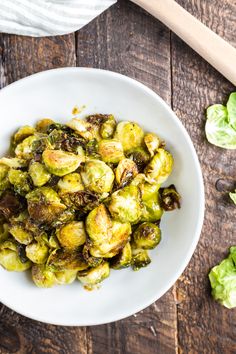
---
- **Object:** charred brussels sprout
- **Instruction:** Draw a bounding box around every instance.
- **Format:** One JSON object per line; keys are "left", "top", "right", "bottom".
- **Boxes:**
{"left": 29, "top": 162, "right": 51, "bottom": 187}
{"left": 32, "top": 264, "right": 57, "bottom": 288}
{"left": 159, "top": 185, "right": 181, "bottom": 211}
{"left": 56, "top": 221, "right": 86, "bottom": 250}
{"left": 100, "top": 115, "right": 116, "bottom": 139}
{"left": 81, "top": 159, "right": 114, "bottom": 194}
{"left": 127, "top": 147, "right": 151, "bottom": 172}
{"left": 82, "top": 244, "right": 103, "bottom": 267}
{"left": 145, "top": 149, "right": 173, "bottom": 184}
{"left": 42, "top": 150, "right": 84, "bottom": 177}
{"left": 35, "top": 119, "right": 55, "bottom": 133}
{"left": 9, "top": 224, "right": 33, "bottom": 245}
{"left": 111, "top": 242, "right": 132, "bottom": 269}
{"left": 66, "top": 117, "right": 95, "bottom": 141}
{"left": 8, "top": 169, "right": 32, "bottom": 196}
{"left": 59, "top": 190, "right": 99, "bottom": 212}
{"left": 0, "top": 164, "right": 10, "bottom": 193}
{"left": 108, "top": 185, "right": 141, "bottom": 224}
{"left": 13, "top": 125, "right": 35, "bottom": 145}
{"left": 26, "top": 241, "right": 49, "bottom": 264}
{"left": 77, "top": 262, "right": 110, "bottom": 290}
{"left": 115, "top": 159, "right": 138, "bottom": 188}
{"left": 131, "top": 249, "right": 151, "bottom": 271}
{"left": 0, "top": 240, "right": 31, "bottom": 271}
{"left": 144, "top": 133, "right": 161, "bottom": 157}
{"left": 58, "top": 173, "right": 84, "bottom": 193}
{"left": 55, "top": 269, "right": 78, "bottom": 285}
{"left": 86, "top": 204, "right": 112, "bottom": 246}
{"left": 26, "top": 187, "right": 66, "bottom": 224}
{"left": 15, "top": 135, "right": 38, "bottom": 160}
{"left": 114, "top": 121, "right": 144, "bottom": 152}
{"left": 98, "top": 139, "right": 124, "bottom": 164}
{"left": 140, "top": 182, "right": 163, "bottom": 222}
{"left": 47, "top": 248, "right": 88, "bottom": 272}
{"left": 133, "top": 222, "right": 161, "bottom": 249}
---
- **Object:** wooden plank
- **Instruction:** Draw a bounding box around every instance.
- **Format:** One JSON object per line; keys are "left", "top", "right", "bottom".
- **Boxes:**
{"left": 172, "top": 1, "right": 236, "bottom": 353}
{"left": 76, "top": 1, "right": 177, "bottom": 354}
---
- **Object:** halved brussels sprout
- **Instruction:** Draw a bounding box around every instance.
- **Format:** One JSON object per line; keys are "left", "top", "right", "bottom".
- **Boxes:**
{"left": 77, "top": 262, "right": 110, "bottom": 290}
{"left": 130, "top": 173, "right": 146, "bottom": 187}
{"left": 114, "top": 121, "right": 144, "bottom": 151}
{"left": 15, "top": 135, "right": 38, "bottom": 160}
{"left": 8, "top": 169, "right": 32, "bottom": 196}
{"left": 42, "top": 150, "right": 85, "bottom": 177}
{"left": 26, "top": 187, "right": 67, "bottom": 224}
{"left": 111, "top": 242, "right": 132, "bottom": 269}
{"left": 29, "top": 162, "right": 51, "bottom": 187}
{"left": 51, "top": 209, "right": 75, "bottom": 228}
{"left": 47, "top": 248, "right": 88, "bottom": 272}
{"left": 140, "top": 182, "right": 163, "bottom": 222}
{"left": 86, "top": 204, "right": 112, "bottom": 246}
{"left": 66, "top": 117, "right": 95, "bottom": 140}
{"left": 127, "top": 147, "right": 151, "bottom": 172}
{"left": 144, "top": 149, "right": 173, "bottom": 184}
{"left": 55, "top": 269, "right": 78, "bottom": 285}
{"left": 58, "top": 173, "right": 84, "bottom": 193}
{"left": 32, "top": 264, "right": 57, "bottom": 288}
{"left": 159, "top": 185, "right": 181, "bottom": 211}
{"left": 82, "top": 244, "right": 102, "bottom": 267}
{"left": 98, "top": 139, "right": 124, "bottom": 164}
{"left": 56, "top": 221, "right": 86, "bottom": 250}
{"left": 0, "top": 224, "right": 9, "bottom": 243}
{"left": 131, "top": 248, "right": 151, "bottom": 271}
{"left": 0, "top": 240, "right": 31, "bottom": 271}
{"left": 0, "top": 157, "right": 27, "bottom": 169}
{"left": 144, "top": 133, "right": 161, "bottom": 157}
{"left": 9, "top": 224, "right": 33, "bottom": 245}
{"left": 26, "top": 241, "right": 49, "bottom": 264}
{"left": 35, "top": 119, "right": 55, "bottom": 133}
{"left": 133, "top": 222, "right": 161, "bottom": 249}
{"left": 108, "top": 185, "right": 141, "bottom": 224}
{"left": 100, "top": 115, "right": 116, "bottom": 139}
{"left": 115, "top": 158, "right": 138, "bottom": 188}
{"left": 13, "top": 126, "right": 35, "bottom": 144}
{"left": 81, "top": 159, "right": 114, "bottom": 194}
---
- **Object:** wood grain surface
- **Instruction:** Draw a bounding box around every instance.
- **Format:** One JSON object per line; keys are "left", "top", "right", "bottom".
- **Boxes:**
{"left": 0, "top": 0, "right": 235, "bottom": 353}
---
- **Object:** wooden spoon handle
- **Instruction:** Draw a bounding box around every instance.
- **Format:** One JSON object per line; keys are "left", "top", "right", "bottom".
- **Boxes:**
{"left": 131, "top": 0, "right": 236, "bottom": 86}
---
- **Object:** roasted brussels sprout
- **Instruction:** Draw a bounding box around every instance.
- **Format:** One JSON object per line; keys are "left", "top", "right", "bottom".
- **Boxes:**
{"left": 82, "top": 244, "right": 102, "bottom": 267}
{"left": 55, "top": 269, "right": 78, "bottom": 285}
{"left": 0, "top": 164, "right": 10, "bottom": 192}
{"left": 86, "top": 204, "right": 112, "bottom": 245}
{"left": 77, "top": 262, "right": 110, "bottom": 290}
{"left": 144, "top": 149, "right": 173, "bottom": 184}
{"left": 48, "top": 128, "right": 86, "bottom": 154}
{"left": 47, "top": 248, "right": 88, "bottom": 272}
{"left": 42, "top": 150, "right": 84, "bottom": 177}
{"left": 159, "top": 185, "right": 181, "bottom": 211}
{"left": 0, "top": 224, "right": 9, "bottom": 243}
{"left": 28, "top": 162, "right": 51, "bottom": 187}
{"left": 98, "top": 139, "right": 124, "bottom": 164}
{"left": 8, "top": 169, "right": 32, "bottom": 196}
{"left": 32, "top": 264, "right": 57, "bottom": 288}
{"left": 13, "top": 126, "right": 35, "bottom": 145}
{"left": 131, "top": 248, "right": 151, "bottom": 271}
{"left": 140, "top": 182, "right": 163, "bottom": 222}
{"left": 26, "top": 241, "right": 49, "bottom": 264}
{"left": 130, "top": 173, "right": 146, "bottom": 186}
{"left": 100, "top": 115, "right": 116, "bottom": 139}
{"left": 144, "top": 133, "right": 161, "bottom": 157}
{"left": 114, "top": 121, "right": 144, "bottom": 151}
{"left": 9, "top": 224, "right": 33, "bottom": 245}
{"left": 15, "top": 135, "right": 38, "bottom": 160}
{"left": 111, "top": 242, "right": 132, "bottom": 269}
{"left": 26, "top": 187, "right": 66, "bottom": 224}
{"left": 127, "top": 147, "right": 151, "bottom": 172}
{"left": 59, "top": 190, "right": 99, "bottom": 212}
{"left": 115, "top": 158, "right": 138, "bottom": 188}
{"left": 0, "top": 240, "right": 31, "bottom": 271}
{"left": 35, "top": 119, "right": 55, "bottom": 133}
{"left": 66, "top": 117, "right": 95, "bottom": 140}
{"left": 108, "top": 185, "right": 141, "bottom": 224}
{"left": 81, "top": 159, "right": 114, "bottom": 194}
{"left": 0, "top": 192, "right": 24, "bottom": 219}
{"left": 0, "top": 157, "right": 27, "bottom": 169}
{"left": 58, "top": 173, "right": 84, "bottom": 193}
{"left": 56, "top": 221, "right": 86, "bottom": 250}
{"left": 132, "top": 222, "right": 161, "bottom": 249}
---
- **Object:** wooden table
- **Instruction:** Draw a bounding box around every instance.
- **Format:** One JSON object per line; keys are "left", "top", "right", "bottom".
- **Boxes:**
{"left": 0, "top": 0, "right": 235, "bottom": 353}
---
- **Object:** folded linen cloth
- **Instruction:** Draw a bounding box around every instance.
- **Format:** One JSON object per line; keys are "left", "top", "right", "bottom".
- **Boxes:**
{"left": 0, "top": 0, "right": 117, "bottom": 37}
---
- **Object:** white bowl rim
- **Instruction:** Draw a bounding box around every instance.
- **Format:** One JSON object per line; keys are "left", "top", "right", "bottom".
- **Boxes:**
{"left": 0, "top": 67, "right": 205, "bottom": 326}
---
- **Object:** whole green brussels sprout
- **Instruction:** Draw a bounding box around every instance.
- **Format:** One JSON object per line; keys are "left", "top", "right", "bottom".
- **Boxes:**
{"left": 56, "top": 221, "right": 86, "bottom": 250}
{"left": 140, "top": 182, "right": 163, "bottom": 222}
{"left": 55, "top": 269, "right": 78, "bottom": 285}
{"left": 0, "top": 240, "right": 31, "bottom": 271}
{"left": 144, "top": 148, "right": 173, "bottom": 184}
{"left": 131, "top": 248, "right": 151, "bottom": 271}
{"left": 132, "top": 222, "right": 161, "bottom": 249}
{"left": 8, "top": 169, "right": 32, "bottom": 196}
{"left": 77, "top": 262, "right": 110, "bottom": 290}
{"left": 29, "top": 162, "right": 51, "bottom": 187}
{"left": 32, "top": 264, "right": 57, "bottom": 288}
{"left": 86, "top": 204, "right": 112, "bottom": 246}
{"left": 114, "top": 121, "right": 144, "bottom": 152}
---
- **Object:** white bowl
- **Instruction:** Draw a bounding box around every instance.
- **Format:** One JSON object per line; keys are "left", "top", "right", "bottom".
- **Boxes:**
{"left": 0, "top": 68, "right": 204, "bottom": 326}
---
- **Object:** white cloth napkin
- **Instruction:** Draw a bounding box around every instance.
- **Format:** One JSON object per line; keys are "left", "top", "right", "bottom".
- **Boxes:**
{"left": 0, "top": 0, "right": 117, "bottom": 37}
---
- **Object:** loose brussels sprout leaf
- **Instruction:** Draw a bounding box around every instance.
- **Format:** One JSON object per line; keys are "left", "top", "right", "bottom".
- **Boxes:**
{"left": 55, "top": 269, "right": 78, "bottom": 285}
{"left": 131, "top": 248, "right": 151, "bottom": 271}
{"left": 144, "top": 133, "right": 161, "bottom": 157}
{"left": 108, "top": 185, "right": 142, "bottom": 224}
{"left": 98, "top": 139, "right": 124, "bottom": 164}
{"left": 81, "top": 159, "right": 114, "bottom": 194}
{"left": 47, "top": 248, "right": 88, "bottom": 272}
{"left": 227, "top": 92, "right": 236, "bottom": 130}
{"left": 8, "top": 169, "right": 32, "bottom": 196}
{"left": 15, "top": 135, "right": 38, "bottom": 160}
{"left": 42, "top": 150, "right": 85, "bottom": 177}
{"left": 48, "top": 128, "right": 86, "bottom": 154}
{"left": 140, "top": 182, "right": 163, "bottom": 222}
{"left": 82, "top": 244, "right": 102, "bottom": 267}
{"left": 0, "top": 224, "right": 9, "bottom": 243}
{"left": 0, "top": 240, "right": 31, "bottom": 271}
{"left": 114, "top": 121, "right": 144, "bottom": 152}
{"left": 205, "top": 104, "right": 236, "bottom": 149}
{"left": 32, "top": 264, "right": 57, "bottom": 288}
{"left": 26, "top": 187, "right": 67, "bottom": 224}
{"left": 86, "top": 204, "right": 112, "bottom": 246}
{"left": 13, "top": 125, "right": 35, "bottom": 145}
{"left": 77, "top": 262, "right": 110, "bottom": 290}
{"left": 9, "top": 225, "right": 33, "bottom": 245}
{"left": 29, "top": 162, "right": 51, "bottom": 187}
{"left": 0, "top": 157, "right": 27, "bottom": 169}
{"left": 133, "top": 222, "right": 161, "bottom": 250}
{"left": 209, "top": 247, "right": 236, "bottom": 309}
{"left": 111, "top": 242, "right": 132, "bottom": 269}
{"left": 127, "top": 147, "right": 151, "bottom": 172}
{"left": 85, "top": 139, "right": 99, "bottom": 158}
{"left": 229, "top": 190, "right": 236, "bottom": 204}
{"left": 60, "top": 190, "right": 99, "bottom": 212}
{"left": 35, "top": 118, "right": 55, "bottom": 133}
{"left": 0, "top": 192, "right": 24, "bottom": 220}
{"left": 26, "top": 241, "right": 49, "bottom": 264}
{"left": 159, "top": 184, "right": 181, "bottom": 211}
{"left": 56, "top": 221, "right": 86, "bottom": 250}
{"left": 66, "top": 117, "right": 95, "bottom": 140}
{"left": 115, "top": 158, "right": 138, "bottom": 188}
{"left": 58, "top": 173, "right": 84, "bottom": 193}
{"left": 145, "top": 149, "right": 173, "bottom": 184}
